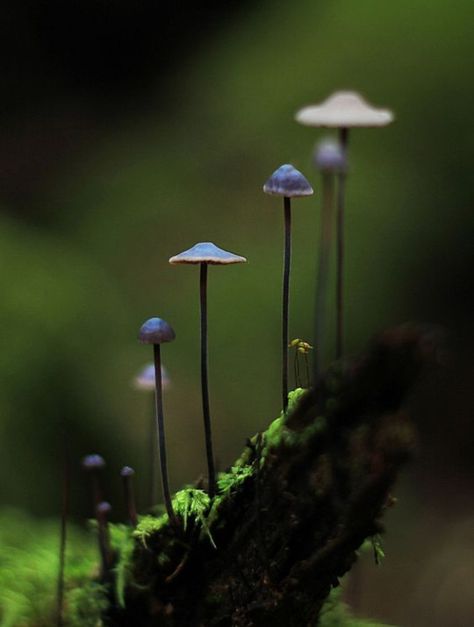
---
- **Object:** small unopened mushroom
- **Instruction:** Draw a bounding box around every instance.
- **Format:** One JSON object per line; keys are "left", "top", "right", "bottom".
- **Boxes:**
{"left": 312, "top": 139, "right": 347, "bottom": 376}
{"left": 263, "top": 164, "right": 313, "bottom": 411}
{"left": 169, "top": 242, "right": 246, "bottom": 497}
{"left": 132, "top": 363, "right": 170, "bottom": 506}
{"left": 96, "top": 501, "right": 113, "bottom": 579}
{"left": 296, "top": 91, "right": 394, "bottom": 360}
{"left": 82, "top": 453, "right": 106, "bottom": 511}
{"left": 138, "top": 317, "right": 177, "bottom": 525}
{"left": 120, "top": 466, "right": 138, "bottom": 527}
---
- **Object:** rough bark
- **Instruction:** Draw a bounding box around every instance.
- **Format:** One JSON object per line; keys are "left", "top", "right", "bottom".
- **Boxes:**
{"left": 108, "top": 324, "right": 440, "bottom": 627}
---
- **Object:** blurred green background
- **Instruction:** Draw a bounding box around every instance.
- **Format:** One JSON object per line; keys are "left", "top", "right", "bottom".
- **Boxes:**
{"left": 1, "top": 1, "right": 473, "bottom": 624}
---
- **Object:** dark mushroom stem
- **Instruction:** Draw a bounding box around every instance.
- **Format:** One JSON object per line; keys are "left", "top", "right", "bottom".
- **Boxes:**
{"left": 200, "top": 262, "right": 216, "bottom": 498}
{"left": 121, "top": 468, "right": 138, "bottom": 527}
{"left": 336, "top": 127, "right": 349, "bottom": 360}
{"left": 282, "top": 196, "right": 292, "bottom": 411}
{"left": 56, "top": 427, "right": 70, "bottom": 627}
{"left": 96, "top": 502, "right": 114, "bottom": 580}
{"left": 314, "top": 172, "right": 335, "bottom": 377}
{"left": 152, "top": 344, "right": 177, "bottom": 524}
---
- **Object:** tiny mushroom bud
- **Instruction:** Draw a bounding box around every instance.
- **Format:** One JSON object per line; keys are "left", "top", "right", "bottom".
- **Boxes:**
{"left": 169, "top": 242, "right": 247, "bottom": 497}
{"left": 82, "top": 454, "right": 106, "bottom": 470}
{"left": 263, "top": 165, "right": 313, "bottom": 411}
{"left": 82, "top": 454, "right": 106, "bottom": 510}
{"left": 138, "top": 317, "right": 177, "bottom": 526}
{"left": 121, "top": 466, "right": 138, "bottom": 527}
{"left": 296, "top": 91, "right": 394, "bottom": 363}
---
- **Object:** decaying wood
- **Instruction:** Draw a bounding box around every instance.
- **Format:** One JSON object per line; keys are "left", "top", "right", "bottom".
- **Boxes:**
{"left": 109, "top": 324, "right": 440, "bottom": 627}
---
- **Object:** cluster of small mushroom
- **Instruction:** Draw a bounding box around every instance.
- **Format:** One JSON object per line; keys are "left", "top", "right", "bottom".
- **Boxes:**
{"left": 58, "top": 90, "right": 394, "bottom": 622}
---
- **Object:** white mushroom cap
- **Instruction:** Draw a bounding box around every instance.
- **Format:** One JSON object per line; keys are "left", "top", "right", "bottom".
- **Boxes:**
{"left": 295, "top": 91, "right": 394, "bottom": 128}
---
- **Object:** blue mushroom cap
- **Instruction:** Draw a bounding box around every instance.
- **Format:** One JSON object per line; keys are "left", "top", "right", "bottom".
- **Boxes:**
{"left": 138, "top": 317, "right": 175, "bottom": 344}
{"left": 82, "top": 454, "right": 106, "bottom": 470}
{"left": 97, "top": 501, "right": 112, "bottom": 515}
{"left": 263, "top": 164, "right": 314, "bottom": 198}
{"left": 313, "top": 139, "right": 347, "bottom": 173}
{"left": 120, "top": 466, "right": 135, "bottom": 477}
{"left": 169, "top": 242, "right": 247, "bottom": 265}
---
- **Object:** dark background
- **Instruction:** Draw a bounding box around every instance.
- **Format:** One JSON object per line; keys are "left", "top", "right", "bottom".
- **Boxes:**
{"left": 0, "top": 1, "right": 473, "bottom": 624}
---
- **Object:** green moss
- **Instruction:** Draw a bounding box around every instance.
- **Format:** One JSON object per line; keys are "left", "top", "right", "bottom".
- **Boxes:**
{"left": 0, "top": 507, "right": 99, "bottom": 627}
{"left": 66, "top": 582, "right": 109, "bottom": 627}
{"left": 109, "top": 523, "right": 135, "bottom": 608}
{"left": 133, "top": 514, "right": 168, "bottom": 547}
{"left": 319, "top": 586, "right": 392, "bottom": 627}
{"left": 262, "top": 388, "right": 328, "bottom": 460}
{"left": 217, "top": 465, "right": 254, "bottom": 497}
{"left": 262, "top": 388, "right": 308, "bottom": 453}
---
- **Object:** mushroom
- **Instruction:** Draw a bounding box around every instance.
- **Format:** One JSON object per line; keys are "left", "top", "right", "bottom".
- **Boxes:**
{"left": 120, "top": 466, "right": 138, "bottom": 527}
{"left": 169, "top": 242, "right": 247, "bottom": 497}
{"left": 296, "top": 91, "right": 394, "bottom": 359}
{"left": 132, "top": 363, "right": 170, "bottom": 507}
{"left": 96, "top": 501, "right": 113, "bottom": 580}
{"left": 133, "top": 363, "right": 170, "bottom": 391}
{"left": 312, "top": 139, "right": 347, "bottom": 376}
{"left": 82, "top": 453, "right": 106, "bottom": 511}
{"left": 263, "top": 164, "right": 313, "bottom": 411}
{"left": 138, "top": 317, "right": 177, "bottom": 525}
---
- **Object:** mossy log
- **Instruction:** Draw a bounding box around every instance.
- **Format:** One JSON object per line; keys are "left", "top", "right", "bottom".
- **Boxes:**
{"left": 103, "top": 325, "right": 439, "bottom": 627}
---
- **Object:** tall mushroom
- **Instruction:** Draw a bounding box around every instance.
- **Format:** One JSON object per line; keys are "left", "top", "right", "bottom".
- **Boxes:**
{"left": 169, "top": 242, "right": 246, "bottom": 497}
{"left": 263, "top": 164, "right": 313, "bottom": 411}
{"left": 296, "top": 91, "right": 394, "bottom": 360}
{"left": 138, "top": 317, "right": 177, "bottom": 525}
{"left": 312, "top": 139, "right": 347, "bottom": 376}
{"left": 133, "top": 363, "right": 170, "bottom": 507}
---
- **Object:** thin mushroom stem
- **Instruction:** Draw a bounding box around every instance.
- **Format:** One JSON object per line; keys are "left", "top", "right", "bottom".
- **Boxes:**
{"left": 91, "top": 472, "right": 102, "bottom": 509}
{"left": 149, "top": 393, "right": 158, "bottom": 507}
{"left": 200, "top": 263, "right": 216, "bottom": 498}
{"left": 336, "top": 127, "right": 349, "bottom": 360}
{"left": 314, "top": 172, "right": 335, "bottom": 378}
{"left": 96, "top": 503, "right": 113, "bottom": 580}
{"left": 56, "top": 426, "right": 69, "bottom": 627}
{"left": 153, "top": 344, "right": 177, "bottom": 525}
{"left": 122, "top": 472, "right": 138, "bottom": 527}
{"left": 282, "top": 196, "right": 292, "bottom": 411}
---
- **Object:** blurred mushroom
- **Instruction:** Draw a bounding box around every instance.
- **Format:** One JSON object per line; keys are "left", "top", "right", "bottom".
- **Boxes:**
{"left": 169, "top": 242, "right": 246, "bottom": 497}
{"left": 120, "top": 466, "right": 138, "bottom": 527}
{"left": 312, "top": 138, "right": 347, "bottom": 376}
{"left": 132, "top": 362, "right": 170, "bottom": 506}
{"left": 138, "top": 317, "right": 177, "bottom": 525}
{"left": 82, "top": 453, "right": 106, "bottom": 511}
{"left": 296, "top": 91, "right": 394, "bottom": 360}
{"left": 96, "top": 501, "right": 113, "bottom": 580}
{"left": 133, "top": 362, "right": 170, "bottom": 391}
{"left": 263, "top": 164, "right": 313, "bottom": 411}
